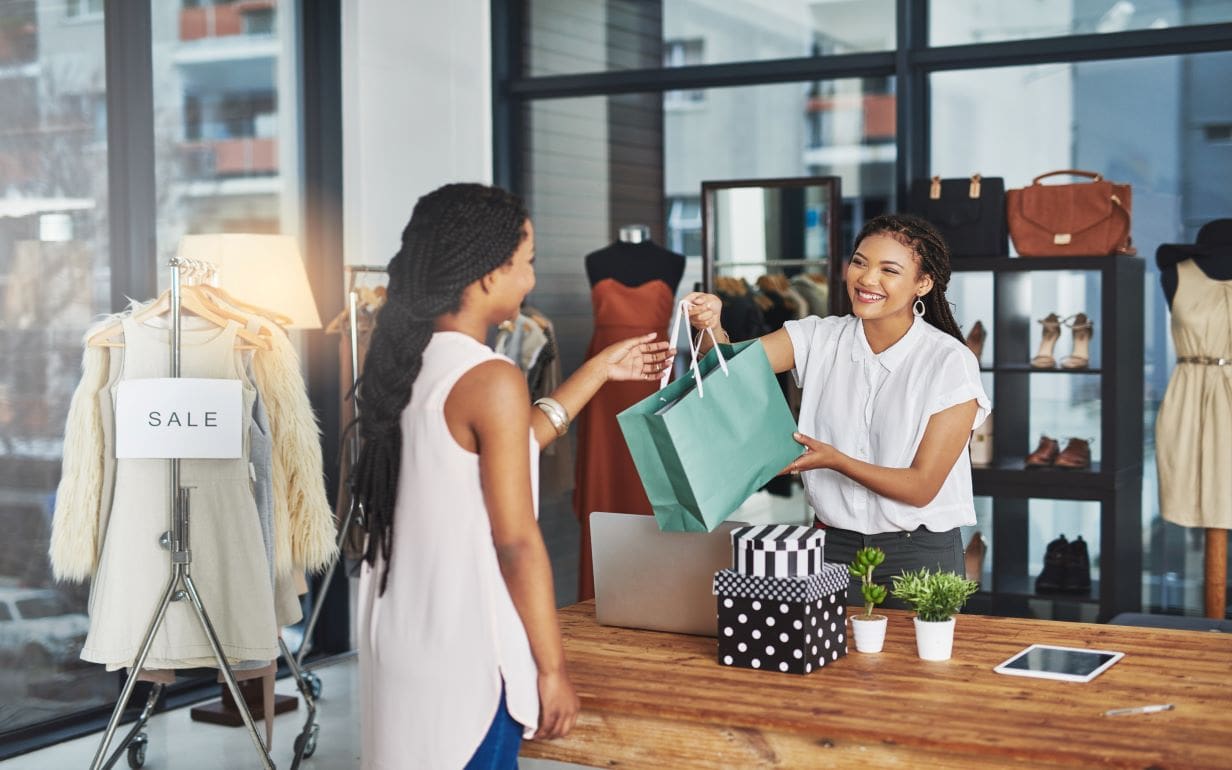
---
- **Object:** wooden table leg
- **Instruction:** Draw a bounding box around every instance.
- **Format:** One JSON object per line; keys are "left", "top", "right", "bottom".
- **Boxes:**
{"left": 1205, "top": 527, "right": 1228, "bottom": 620}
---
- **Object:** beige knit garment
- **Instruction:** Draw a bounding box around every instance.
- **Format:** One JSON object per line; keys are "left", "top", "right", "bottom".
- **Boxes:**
{"left": 1156, "top": 258, "right": 1232, "bottom": 529}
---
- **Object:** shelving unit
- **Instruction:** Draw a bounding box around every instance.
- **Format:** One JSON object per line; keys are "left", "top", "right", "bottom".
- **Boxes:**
{"left": 954, "top": 256, "right": 1144, "bottom": 622}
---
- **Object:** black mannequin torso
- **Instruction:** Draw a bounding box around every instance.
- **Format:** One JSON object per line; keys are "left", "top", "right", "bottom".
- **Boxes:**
{"left": 584, "top": 239, "right": 686, "bottom": 292}
{"left": 1157, "top": 251, "right": 1232, "bottom": 307}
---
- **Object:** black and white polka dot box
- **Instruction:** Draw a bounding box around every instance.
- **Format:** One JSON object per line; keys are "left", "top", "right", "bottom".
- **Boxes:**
{"left": 731, "top": 523, "right": 825, "bottom": 578}
{"left": 712, "top": 563, "right": 849, "bottom": 675}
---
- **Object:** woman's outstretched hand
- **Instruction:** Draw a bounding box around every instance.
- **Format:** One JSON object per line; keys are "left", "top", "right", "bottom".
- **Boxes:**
{"left": 782, "top": 431, "right": 841, "bottom": 474}
{"left": 602, "top": 332, "right": 675, "bottom": 382}
{"left": 682, "top": 292, "right": 723, "bottom": 331}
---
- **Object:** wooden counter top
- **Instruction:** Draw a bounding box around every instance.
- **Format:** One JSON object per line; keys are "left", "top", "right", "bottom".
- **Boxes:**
{"left": 521, "top": 602, "right": 1231, "bottom": 769}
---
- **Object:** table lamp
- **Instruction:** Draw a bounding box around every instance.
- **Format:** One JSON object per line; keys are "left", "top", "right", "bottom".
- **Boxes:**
{"left": 175, "top": 233, "right": 322, "bottom": 329}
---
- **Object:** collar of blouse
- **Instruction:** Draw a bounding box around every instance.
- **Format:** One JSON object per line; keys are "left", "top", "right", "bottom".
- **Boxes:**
{"left": 851, "top": 315, "right": 925, "bottom": 370}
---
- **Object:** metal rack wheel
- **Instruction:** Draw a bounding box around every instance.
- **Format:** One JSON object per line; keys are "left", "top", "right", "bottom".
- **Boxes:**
{"left": 305, "top": 671, "right": 323, "bottom": 699}
{"left": 126, "top": 734, "right": 148, "bottom": 768}
{"left": 294, "top": 723, "right": 320, "bottom": 759}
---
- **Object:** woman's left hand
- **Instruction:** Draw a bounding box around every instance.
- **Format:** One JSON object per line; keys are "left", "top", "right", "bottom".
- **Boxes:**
{"left": 781, "top": 431, "right": 842, "bottom": 474}
{"left": 601, "top": 332, "right": 675, "bottom": 382}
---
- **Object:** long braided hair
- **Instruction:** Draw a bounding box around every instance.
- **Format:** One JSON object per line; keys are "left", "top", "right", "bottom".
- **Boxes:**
{"left": 354, "top": 183, "right": 529, "bottom": 593}
{"left": 852, "top": 213, "right": 965, "bottom": 344}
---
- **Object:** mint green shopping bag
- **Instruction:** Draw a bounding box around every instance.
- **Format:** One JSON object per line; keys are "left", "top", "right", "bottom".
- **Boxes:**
{"left": 616, "top": 303, "right": 801, "bottom": 532}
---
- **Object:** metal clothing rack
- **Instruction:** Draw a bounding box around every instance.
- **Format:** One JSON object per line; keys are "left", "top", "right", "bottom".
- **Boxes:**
{"left": 90, "top": 258, "right": 276, "bottom": 770}
{"left": 293, "top": 264, "right": 386, "bottom": 679}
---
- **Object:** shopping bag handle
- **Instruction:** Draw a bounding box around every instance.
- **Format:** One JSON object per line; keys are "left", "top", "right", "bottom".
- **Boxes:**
{"left": 661, "top": 300, "right": 728, "bottom": 398}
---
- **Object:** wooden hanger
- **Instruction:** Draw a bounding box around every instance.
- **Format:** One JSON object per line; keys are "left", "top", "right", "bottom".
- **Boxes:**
{"left": 87, "top": 286, "right": 270, "bottom": 350}
{"left": 197, "top": 283, "right": 293, "bottom": 328}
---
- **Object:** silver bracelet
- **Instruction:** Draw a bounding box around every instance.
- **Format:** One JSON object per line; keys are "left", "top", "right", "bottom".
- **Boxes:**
{"left": 533, "top": 397, "right": 570, "bottom": 437}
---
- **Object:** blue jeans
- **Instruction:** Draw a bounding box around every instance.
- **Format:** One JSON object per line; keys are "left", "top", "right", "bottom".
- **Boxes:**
{"left": 464, "top": 685, "right": 523, "bottom": 770}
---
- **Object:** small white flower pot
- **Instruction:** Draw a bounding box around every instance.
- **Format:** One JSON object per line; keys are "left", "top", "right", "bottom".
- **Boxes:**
{"left": 913, "top": 617, "right": 956, "bottom": 661}
{"left": 851, "top": 614, "right": 887, "bottom": 653}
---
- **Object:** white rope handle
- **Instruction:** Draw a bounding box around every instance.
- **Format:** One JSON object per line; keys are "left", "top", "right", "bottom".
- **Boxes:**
{"left": 661, "top": 300, "right": 729, "bottom": 398}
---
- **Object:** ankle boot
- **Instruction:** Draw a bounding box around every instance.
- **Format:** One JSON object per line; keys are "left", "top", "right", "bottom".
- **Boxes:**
{"left": 1025, "top": 435, "right": 1059, "bottom": 468}
{"left": 1054, "top": 438, "right": 1092, "bottom": 470}
{"left": 1064, "top": 535, "right": 1092, "bottom": 593}
{"left": 1035, "top": 533, "right": 1069, "bottom": 593}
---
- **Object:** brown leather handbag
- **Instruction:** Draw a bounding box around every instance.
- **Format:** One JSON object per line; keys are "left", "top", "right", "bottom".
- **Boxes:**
{"left": 1006, "top": 170, "right": 1135, "bottom": 257}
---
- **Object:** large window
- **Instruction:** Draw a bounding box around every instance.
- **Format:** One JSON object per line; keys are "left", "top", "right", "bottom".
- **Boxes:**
{"left": 525, "top": 0, "right": 896, "bottom": 77}
{"left": 0, "top": 0, "right": 112, "bottom": 735}
{"left": 506, "top": 3, "right": 1232, "bottom": 617}
{"left": 0, "top": 0, "right": 321, "bottom": 756}
{"left": 152, "top": 0, "right": 299, "bottom": 254}
{"left": 930, "top": 0, "right": 1232, "bottom": 46}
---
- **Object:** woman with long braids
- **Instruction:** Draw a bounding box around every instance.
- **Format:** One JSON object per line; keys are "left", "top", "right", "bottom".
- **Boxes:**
{"left": 354, "top": 183, "right": 672, "bottom": 770}
{"left": 685, "top": 213, "right": 990, "bottom": 606}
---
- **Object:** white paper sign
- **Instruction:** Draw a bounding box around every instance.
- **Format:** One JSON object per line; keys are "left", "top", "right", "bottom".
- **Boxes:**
{"left": 115, "top": 378, "right": 243, "bottom": 459}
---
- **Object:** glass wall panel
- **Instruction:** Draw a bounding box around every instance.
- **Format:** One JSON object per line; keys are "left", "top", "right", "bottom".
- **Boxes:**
{"left": 0, "top": 0, "right": 113, "bottom": 734}
{"left": 526, "top": 0, "right": 895, "bottom": 77}
{"left": 930, "top": 0, "right": 1232, "bottom": 47}
{"left": 151, "top": 0, "right": 300, "bottom": 263}
{"left": 932, "top": 53, "right": 1232, "bottom": 614}
{"left": 525, "top": 78, "right": 896, "bottom": 376}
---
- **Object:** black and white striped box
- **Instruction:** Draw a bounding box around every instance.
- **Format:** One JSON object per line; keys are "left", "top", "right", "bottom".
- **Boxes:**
{"left": 731, "top": 524, "right": 825, "bottom": 578}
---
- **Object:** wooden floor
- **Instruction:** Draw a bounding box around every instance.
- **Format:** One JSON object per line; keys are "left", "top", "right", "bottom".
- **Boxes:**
{"left": 524, "top": 603, "right": 1232, "bottom": 769}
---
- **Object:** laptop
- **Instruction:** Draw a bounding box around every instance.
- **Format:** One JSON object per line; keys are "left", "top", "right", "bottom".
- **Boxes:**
{"left": 590, "top": 511, "right": 743, "bottom": 637}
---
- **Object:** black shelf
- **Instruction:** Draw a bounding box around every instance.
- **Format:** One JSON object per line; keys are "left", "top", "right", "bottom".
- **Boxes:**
{"left": 952, "top": 255, "right": 1122, "bottom": 272}
{"left": 958, "top": 256, "right": 1143, "bottom": 622}
{"left": 979, "top": 364, "right": 1102, "bottom": 375}
{"left": 973, "top": 459, "right": 1111, "bottom": 500}
{"left": 974, "top": 576, "right": 1102, "bottom": 605}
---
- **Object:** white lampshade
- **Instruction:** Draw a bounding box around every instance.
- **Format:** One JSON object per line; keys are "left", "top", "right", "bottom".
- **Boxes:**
{"left": 176, "top": 233, "right": 322, "bottom": 330}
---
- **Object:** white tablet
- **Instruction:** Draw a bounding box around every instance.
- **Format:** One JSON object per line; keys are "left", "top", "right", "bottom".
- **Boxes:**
{"left": 993, "top": 644, "right": 1124, "bottom": 683}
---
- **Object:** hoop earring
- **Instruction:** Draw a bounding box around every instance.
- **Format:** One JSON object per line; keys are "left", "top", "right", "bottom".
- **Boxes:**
{"left": 913, "top": 298, "right": 926, "bottom": 318}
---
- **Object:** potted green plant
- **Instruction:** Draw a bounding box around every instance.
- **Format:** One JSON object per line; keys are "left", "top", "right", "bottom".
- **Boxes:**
{"left": 847, "top": 547, "right": 888, "bottom": 653}
{"left": 890, "top": 568, "right": 979, "bottom": 661}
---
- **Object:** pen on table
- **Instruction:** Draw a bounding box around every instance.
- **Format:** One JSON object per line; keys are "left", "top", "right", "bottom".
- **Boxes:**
{"left": 1103, "top": 704, "right": 1174, "bottom": 717}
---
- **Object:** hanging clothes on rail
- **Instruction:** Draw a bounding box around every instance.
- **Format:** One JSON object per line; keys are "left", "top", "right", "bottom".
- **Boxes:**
{"left": 326, "top": 283, "right": 385, "bottom": 563}
{"left": 49, "top": 301, "right": 336, "bottom": 670}
{"left": 495, "top": 305, "right": 572, "bottom": 498}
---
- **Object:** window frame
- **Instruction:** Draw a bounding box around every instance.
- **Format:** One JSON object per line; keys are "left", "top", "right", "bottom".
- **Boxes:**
{"left": 492, "top": 1, "right": 1232, "bottom": 204}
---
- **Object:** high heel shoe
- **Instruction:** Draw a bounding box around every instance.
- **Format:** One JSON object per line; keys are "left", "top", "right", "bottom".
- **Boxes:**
{"left": 965, "top": 320, "right": 986, "bottom": 363}
{"left": 964, "top": 531, "right": 987, "bottom": 583}
{"left": 1060, "top": 313, "right": 1093, "bottom": 369}
{"left": 1031, "top": 313, "right": 1061, "bottom": 368}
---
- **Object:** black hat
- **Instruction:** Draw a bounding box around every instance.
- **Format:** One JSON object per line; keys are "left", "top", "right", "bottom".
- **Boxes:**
{"left": 1156, "top": 218, "right": 1232, "bottom": 262}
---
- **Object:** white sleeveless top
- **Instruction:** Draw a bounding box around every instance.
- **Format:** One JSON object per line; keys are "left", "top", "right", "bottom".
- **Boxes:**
{"left": 358, "top": 332, "right": 539, "bottom": 770}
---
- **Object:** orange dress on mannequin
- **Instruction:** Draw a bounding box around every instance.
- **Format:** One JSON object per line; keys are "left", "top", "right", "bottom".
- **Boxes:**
{"left": 573, "top": 278, "right": 674, "bottom": 600}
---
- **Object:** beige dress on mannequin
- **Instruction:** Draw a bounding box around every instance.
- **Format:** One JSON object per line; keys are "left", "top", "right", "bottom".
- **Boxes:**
{"left": 1156, "top": 258, "right": 1232, "bottom": 529}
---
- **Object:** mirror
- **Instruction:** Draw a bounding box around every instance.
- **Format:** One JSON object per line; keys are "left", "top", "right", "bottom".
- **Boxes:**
{"left": 702, "top": 176, "right": 842, "bottom": 316}
{"left": 699, "top": 176, "right": 842, "bottom": 529}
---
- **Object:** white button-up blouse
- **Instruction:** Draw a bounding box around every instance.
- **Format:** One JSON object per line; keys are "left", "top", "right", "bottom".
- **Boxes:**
{"left": 783, "top": 314, "right": 991, "bottom": 534}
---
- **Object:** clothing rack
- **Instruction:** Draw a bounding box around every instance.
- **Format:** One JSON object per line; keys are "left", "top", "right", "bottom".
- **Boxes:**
{"left": 293, "top": 264, "right": 385, "bottom": 675}
{"left": 712, "top": 259, "right": 828, "bottom": 269}
{"left": 90, "top": 258, "right": 276, "bottom": 770}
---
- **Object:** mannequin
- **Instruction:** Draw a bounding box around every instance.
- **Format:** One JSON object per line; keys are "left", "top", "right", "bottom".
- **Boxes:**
{"left": 584, "top": 224, "right": 686, "bottom": 289}
{"left": 1155, "top": 218, "right": 1232, "bottom": 620}
{"left": 573, "top": 226, "right": 684, "bottom": 600}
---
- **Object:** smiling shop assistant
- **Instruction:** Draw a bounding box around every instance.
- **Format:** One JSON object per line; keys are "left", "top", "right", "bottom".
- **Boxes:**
{"left": 686, "top": 214, "right": 991, "bottom": 605}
